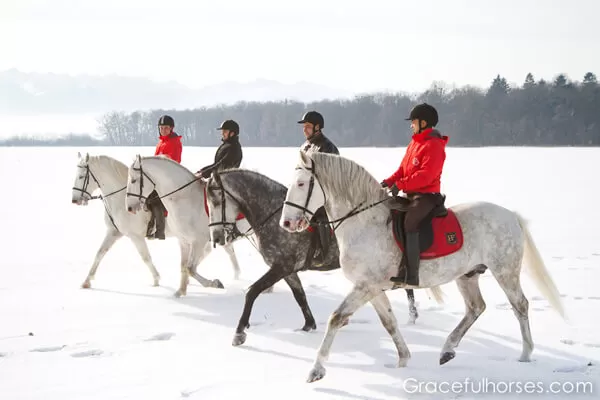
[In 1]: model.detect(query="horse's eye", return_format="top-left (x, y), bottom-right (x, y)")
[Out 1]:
top-left (298, 182), bottom-right (305, 187)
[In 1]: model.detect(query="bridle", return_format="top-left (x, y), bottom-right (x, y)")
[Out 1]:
top-left (206, 173), bottom-right (282, 242)
top-left (283, 159), bottom-right (392, 232)
top-left (72, 163), bottom-right (126, 231)
top-left (282, 159), bottom-right (326, 221)
top-left (125, 158), bottom-right (202, 204)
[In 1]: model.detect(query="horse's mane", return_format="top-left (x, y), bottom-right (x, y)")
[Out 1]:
top-left (310, 152), bottom-right (387, 206)
top-left (88, 155), bottom-right (129, 182)
top-left (142, 155), bottom-right (196, 178)
top-left (218, 168), bottom-right (287, 193)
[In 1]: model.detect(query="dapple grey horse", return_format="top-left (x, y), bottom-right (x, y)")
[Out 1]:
top-left (205, 169), bottom-right (444, 346)
top-left (280, 151), bottom-right (565, 383)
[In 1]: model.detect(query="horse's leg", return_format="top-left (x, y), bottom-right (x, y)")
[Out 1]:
top-left (283, 272), bottom-right (317, 332)
top-left (129, 235), bottom-right (161, 287)
top-left (174, 241), bottom-right (191, 298)
top-left (307, 284), bottom-right (375, 383)
top-left (406, 289), bottom-right (418, 324)
top-left (223, 242), bottom-right (241, 281)
top-left (490, 264), bottom-right (534, 362)
top-left (439, 273), bottom-right (486, 365)
top-left (370, 291), bottom-right (411, 367)
top-left (81, 230), bottom-right (122, 288)
top-left (188, 241), bottom-right (224, 289)
top-left (232, 267), bottom-right (288, 346)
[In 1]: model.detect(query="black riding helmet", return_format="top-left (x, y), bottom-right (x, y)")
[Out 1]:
top-left (298, 111), bottom-right (324, 129)
top-left (405, 103), bottom-right (439, 127)
top-left (217, 119), bottom-right (239, 135)
top-left (158, 115), bottom-right (175, 127)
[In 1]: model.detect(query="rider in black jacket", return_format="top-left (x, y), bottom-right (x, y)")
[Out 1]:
top-left (197, 120), bottom-right (243, 178)
top-left (297, 111), bottom-right (339, 265)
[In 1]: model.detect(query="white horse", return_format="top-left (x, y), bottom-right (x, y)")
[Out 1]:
top-left (125, 154), bottom-right (257, 297)
top-left (71, 152), bottom-right (243, 291)
top-left (279, 151), bottom-right (566, 383)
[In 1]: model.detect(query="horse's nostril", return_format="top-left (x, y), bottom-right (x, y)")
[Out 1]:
top-left (127, 207), bottom-right (132, 212)
top-left (283, 220), bottom-right (290, 228)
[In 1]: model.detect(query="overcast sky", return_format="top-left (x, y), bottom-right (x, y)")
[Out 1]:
top-left (2, 0), bottom-right (599, 93)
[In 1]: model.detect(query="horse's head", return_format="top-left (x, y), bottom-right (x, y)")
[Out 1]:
top-left (126, 154), bottom-right (156, 214)
top-left (206, 172), bottom-right (240, 247)
top-left (72, 152), bottom-right (99, 205)
top-left (280, 150), bottom-right (325, 233)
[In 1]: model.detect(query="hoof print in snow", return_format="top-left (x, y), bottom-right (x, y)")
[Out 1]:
top-left (145, 332), bottom-right (175, 342)
top-left (560, 339), bottom-right (576, 346)
top-left (30, 345), bottom-right (66, 353)
top-left (71, 349), bottom-right (104, 358)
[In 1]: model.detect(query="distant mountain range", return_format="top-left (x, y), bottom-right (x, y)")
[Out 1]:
top-left (0, 69), bottom-right (355, 115)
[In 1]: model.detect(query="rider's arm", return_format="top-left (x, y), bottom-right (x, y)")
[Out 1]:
top-left (394, 142), bottom-right (445, 192)
top-left (382, 163), bottom-right (404, 188)
top-left (199, 146), bottom-right (234, 178)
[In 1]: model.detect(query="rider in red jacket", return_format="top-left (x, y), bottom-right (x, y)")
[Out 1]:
top-left (155, 115), bottom-right (182, 163)
top-left (147, 115), bottom-right (183, 240)
top-left (381, 103), bottom-right (448, 286)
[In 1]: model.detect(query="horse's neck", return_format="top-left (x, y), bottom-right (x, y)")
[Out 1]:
top-left (226, 175), bottom-right (283, 231)
top-left (146, 160), bottom-right (202, 203)
top-left (90, 159), bottom-right (127, 196)
top-left (323, 187), bottom-right (389, 235)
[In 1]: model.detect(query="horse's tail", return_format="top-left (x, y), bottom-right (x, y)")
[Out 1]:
top-left (427, 286), bottom-right (446, 305)
top-left (516, 212), bottom-right (566, 320)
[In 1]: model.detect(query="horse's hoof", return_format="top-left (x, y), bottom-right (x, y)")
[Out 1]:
top-left (397, 357), bottom-right (409, 367)
top-left (307, 365), bottom-right (326, 383)
top-left (174, 290), bottom-right (184, 298)
top-left (213, 279), bottom-right (224, 289)
top-left (81, 281), bottom-right (91, 289)
top-left (518, 354), bottom-right (532, 362)
top-left (440, 351), bottom-right (455, 365)
top-left (232, 332), bottom-right (247, 346)
top-left (301, 322), bottom-right (317, 332)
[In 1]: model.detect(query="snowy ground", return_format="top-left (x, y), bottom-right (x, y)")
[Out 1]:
top-left (0, 145), bottom-right (598, 399)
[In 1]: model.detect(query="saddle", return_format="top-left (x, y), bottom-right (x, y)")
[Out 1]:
top-left (388, 193), bottom-right (449, 255)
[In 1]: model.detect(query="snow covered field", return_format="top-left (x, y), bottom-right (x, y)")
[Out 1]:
top-left (0, 145), bottom-right (598, 399)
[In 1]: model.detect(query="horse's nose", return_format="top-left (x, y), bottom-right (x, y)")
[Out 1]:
top-left (72, 199), bottom-right (78, 204)
top-left (283, 220), bottom-right (290, 228)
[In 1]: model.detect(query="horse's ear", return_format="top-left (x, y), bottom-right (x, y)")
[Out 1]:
top-left (77, 151), bottom-right (81, 159)
top-left (136, 154), bottom-right (141, 163)
top-left (85, 153), bottom-right (89, 162)
top-left (299, 150), bottom-right (310, 167)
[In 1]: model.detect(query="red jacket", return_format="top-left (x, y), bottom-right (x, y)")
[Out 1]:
top-left (383, 128), bottom-right (448, 194)
top-left (155, 132), bottom-right (182, 163)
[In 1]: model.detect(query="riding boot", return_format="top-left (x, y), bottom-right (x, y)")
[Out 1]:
top-left (146, 213), bottom-right (156, 239)
top-left (390, 232), bottom-right (420, 286)
top-left (154, 208), bottom-right (166, 240)
top-left (313, 224), bottom-right (330, 265)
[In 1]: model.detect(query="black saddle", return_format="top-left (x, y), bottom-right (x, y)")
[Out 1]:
top-left (390, 195), bottom-right (448, 253)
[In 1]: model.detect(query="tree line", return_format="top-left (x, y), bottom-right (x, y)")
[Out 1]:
top-left (2, 72), bottom-right (598, 147)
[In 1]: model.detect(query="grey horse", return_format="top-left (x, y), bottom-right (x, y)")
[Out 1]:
top-left (205, 169), bottom-right (444, 347)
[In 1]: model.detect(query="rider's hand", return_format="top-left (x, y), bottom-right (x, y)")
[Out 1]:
top-left (380, 181), bottom-right (388, 188)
